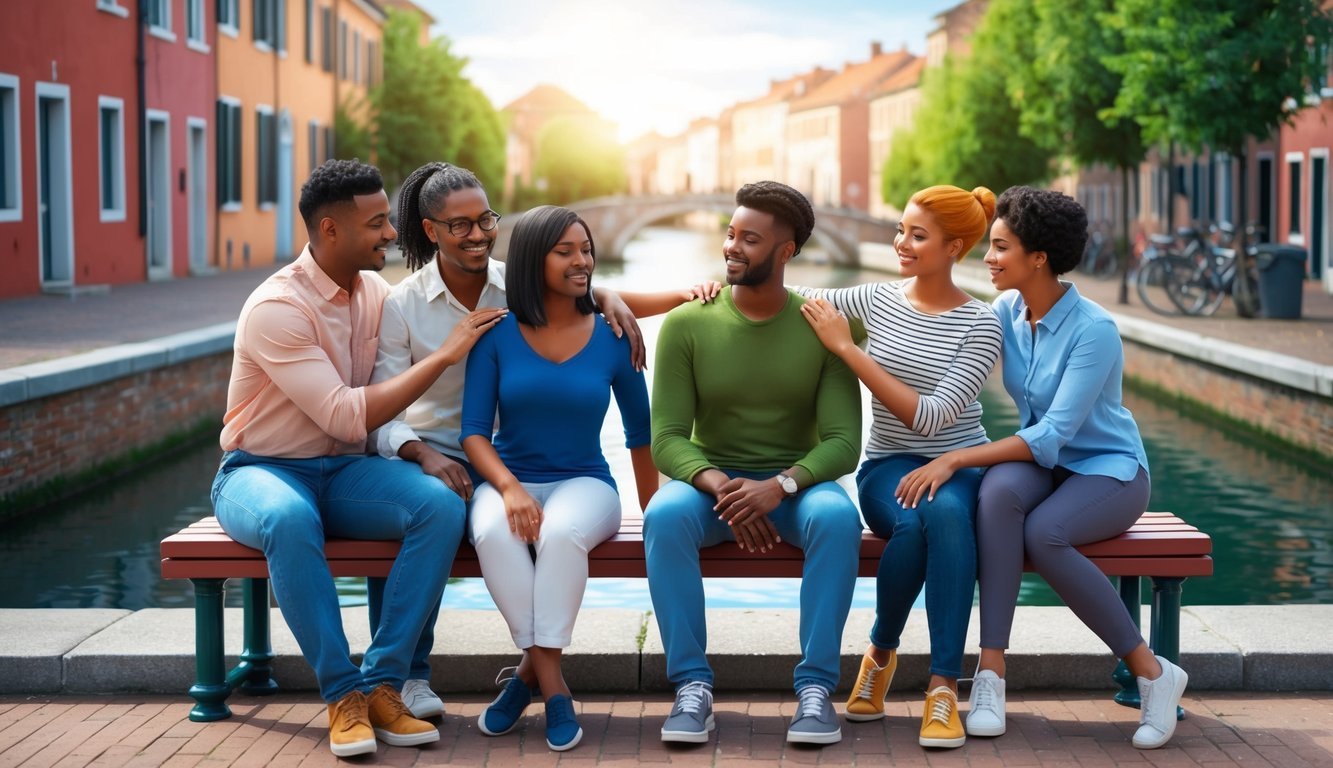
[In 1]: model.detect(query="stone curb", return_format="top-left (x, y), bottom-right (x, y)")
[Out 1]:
top-left (3, 605), bottom-right (1330, 695)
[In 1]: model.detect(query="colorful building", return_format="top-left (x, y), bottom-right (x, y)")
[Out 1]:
top-left (727, 69), bottom-right (833, 189)
top-left (867, 57), bottom-right (924, 220)
top-left (0, 0), bottom-right (217, 299)
top-left (1278, 2), bottom-right (1333, 292)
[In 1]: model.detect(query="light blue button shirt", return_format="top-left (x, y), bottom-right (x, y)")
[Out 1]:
top-left (993, 282), bottom-right (1149, 481)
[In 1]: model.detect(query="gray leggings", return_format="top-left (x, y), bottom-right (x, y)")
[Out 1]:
top-left (977, 462), bottom-right (1151, 658)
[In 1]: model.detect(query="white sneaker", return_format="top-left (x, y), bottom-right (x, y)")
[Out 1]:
top-left (965, 669), bottom-right (1006, 737)
top-left (400, 678), bottom-right (444, 719)
top-left (1133, 656), bottom-right (1188, 749)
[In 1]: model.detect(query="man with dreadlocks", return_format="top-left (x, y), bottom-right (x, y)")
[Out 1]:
top-left (369, 161), bottom-right (719, 722)
top-left (644, 181), bottom-right (863, 747)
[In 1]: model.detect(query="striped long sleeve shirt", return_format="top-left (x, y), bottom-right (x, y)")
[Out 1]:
top-left (796, 281), bottom-right (1002, 459)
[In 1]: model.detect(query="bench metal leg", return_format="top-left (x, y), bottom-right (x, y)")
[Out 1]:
top-left (1113, 575), bottom-right (1142, 709)
top-left (187, 578), bottom-right (232, 722)
top-left (227, 578), bottom-right (278, 696)
top-left (1150, 576), bottom-right (1187, 721)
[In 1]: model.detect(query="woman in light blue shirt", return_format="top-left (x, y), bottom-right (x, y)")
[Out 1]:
top-left (895, 186), bottom-right (1187, 751)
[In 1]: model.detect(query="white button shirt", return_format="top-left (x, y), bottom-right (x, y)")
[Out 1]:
top-left (370, 257), bottom-right (507, 461)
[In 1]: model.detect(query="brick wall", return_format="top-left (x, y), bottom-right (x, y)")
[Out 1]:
top-left (0, 352), bottom-right (232, 508)
top-left (1123, 342), bottom-right (1332, 459)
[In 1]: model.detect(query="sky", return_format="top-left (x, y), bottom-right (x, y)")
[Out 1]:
top-left (410, 0), bottom-right (962, 141)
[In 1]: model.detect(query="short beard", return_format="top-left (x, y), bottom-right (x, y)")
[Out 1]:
top-left (726, 245), bottom-right (778, 287)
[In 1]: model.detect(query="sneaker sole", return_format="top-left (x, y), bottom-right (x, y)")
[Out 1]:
top-left (477, 709), bottom-right (525, 737)
top-left (1132, 667), bottom-right (1189, 749)
top-left (373, 727), bottom-right (440, 747)
top-left (919, 734), bottom-right (966, 748)
top-left (844, 709), bottom-right (886, 722)
top-left (329, 736), bottom-right (377, 757)
top-left (785, 727), bottom-right (842, 745)
top-left (547, 726), bottom-right (583, 752)
top-left (965, 721), bottom-right (1005, 737)
top-left (407, 701), bottom-right (445, 719)
top-left (661, 714), bottom-right (715, 743)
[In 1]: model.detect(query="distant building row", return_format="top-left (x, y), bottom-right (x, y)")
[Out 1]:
top-left (0, 0), bottom-right (428, 299)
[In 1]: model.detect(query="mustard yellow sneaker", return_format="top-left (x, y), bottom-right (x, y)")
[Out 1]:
top-left (919, 686), bottom-right (965, 748)
top-left (327, 690), bottom-right (376, 757)
top-left (367, 683), bottom-right (440, 747)
top-left (844, 650), bottom-right (897, 722)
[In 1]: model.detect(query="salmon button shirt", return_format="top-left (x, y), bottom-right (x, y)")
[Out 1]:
top-left (219, 246), bottom-right (391, 459)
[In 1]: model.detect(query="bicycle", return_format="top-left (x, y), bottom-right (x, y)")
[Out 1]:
top-left (1078, 220), bottom-right (1119, 279)
top-left (1165, 223), bottom-right (1262, 317)
top-left (1135, 227), bottom-right (1207, 316)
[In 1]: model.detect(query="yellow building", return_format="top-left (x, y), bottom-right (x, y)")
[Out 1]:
top-left (215, 0), bottom-right (384, 269)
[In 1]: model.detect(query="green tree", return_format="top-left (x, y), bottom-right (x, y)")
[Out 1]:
top-left (370, 10), bottom-right (505, 192)
top-left (530, 116), bottom-right (627, 206)
top-left (995, 0), bottom-right (1146, 302)
top-left (1104, 0), bottom-right (1332, 310)
top-left (332, 100), bottom-right (373, 163)
top-left (881, 5), bottom-right (1054, 215)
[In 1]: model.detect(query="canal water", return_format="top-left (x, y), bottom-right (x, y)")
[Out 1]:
top-left (2, 225), bottom-right (1329, 610)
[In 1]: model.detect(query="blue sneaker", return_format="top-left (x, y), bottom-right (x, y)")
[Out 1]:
top-left (478, 668), bottom-right (535, 736)
top-left (544, 694), bottom-right (583, 751)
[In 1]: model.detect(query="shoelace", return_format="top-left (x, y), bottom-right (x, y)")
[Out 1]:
top-left (495, 665), bottom-right (519, 687)
top-left (854, 665), bottom-right (882, 700)
top-left (796, 686), bottom-right (827, 719)
top-left (926, 690), bottom-right (956, 725)
top-left (972, 676), bottom-right (996, 711)
top-left (333, 692), bottom-right (369, 732)
top-left (675, 682), bottom-right (711, 715)
top-left (548, 696), bottom-right (576, 728)
top-left (375, 685), bottom-right (414, 718)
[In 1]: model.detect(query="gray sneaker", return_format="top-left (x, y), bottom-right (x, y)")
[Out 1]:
top-left (661, 681), bottom-right (715, 743)
top-left (786, 685), bottom-right (841, 745)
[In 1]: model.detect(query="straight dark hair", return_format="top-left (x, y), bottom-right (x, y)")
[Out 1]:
top-left (506, 205), bottom-right (598, 326)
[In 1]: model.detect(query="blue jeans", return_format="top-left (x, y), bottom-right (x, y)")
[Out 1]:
top-left (856, 455), bottom-right (982, 679)
top-left (211, 449), bottom-right (466, 703)
top-left (644, 470), bottom-right (862, 693)
top-left (365, 454), bottom-right (479, 680)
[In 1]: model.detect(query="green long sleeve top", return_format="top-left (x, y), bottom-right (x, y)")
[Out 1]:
top-left (650, 287), bottom-right (863, 486)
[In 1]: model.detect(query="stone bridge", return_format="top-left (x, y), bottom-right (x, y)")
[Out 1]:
top-left (493, 194), bottom-right (899, 267)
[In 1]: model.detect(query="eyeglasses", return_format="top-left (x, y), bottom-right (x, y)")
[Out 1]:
top-left (425, 211), bottom-right (501, 238)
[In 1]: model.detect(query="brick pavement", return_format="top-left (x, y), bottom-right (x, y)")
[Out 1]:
top-left (1, 691), bottom-right (1329, 766)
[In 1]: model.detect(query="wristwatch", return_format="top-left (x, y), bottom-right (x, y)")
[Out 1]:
top-left (775, 472), bottom-right (798, 497)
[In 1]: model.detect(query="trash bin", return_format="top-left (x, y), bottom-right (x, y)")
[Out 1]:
top-left (1253, 244), bottom-right (1308, 319)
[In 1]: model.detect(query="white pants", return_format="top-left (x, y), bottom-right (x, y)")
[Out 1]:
top-left (469, 476), bottom-right (622, 649)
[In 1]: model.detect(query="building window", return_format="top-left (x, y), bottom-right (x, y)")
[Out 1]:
top-left (304, 0), bottom-right (313, 63)
top-left (96, 0), bottom-right (130, 18)
top-left (217, 98), bottom-right (242, 208)
top-left (146, 0), bottom-right (171, 35)
top-left (1288, 154), bottom-right (1304, 238)
top-left (186, 0), bottom-right (206, 48)
top-left (252, 0), bottom-right (285, 51)
top-left (0, 74), bottom-right (19, 221)
top-left (308, 120), bottom-right (320, 174)
top-left (339, 20), bottom-right (348, 80)
top-left (324, 124), bottom-right (334, 162)
top-left (98, 97), bottom-right (126, 222)
top-left (320, 7), bottom-right (333, 72)
top-left (1215, 154), bottom-right (1233, 226)
top-left (256, 107), bottom-right (278, 206)
top-left (217, 0), bottom-right (238, 33)
top-left (352, 30), bottom-right (361, 84)
top-left (366, 40), bottom-right (377, 87)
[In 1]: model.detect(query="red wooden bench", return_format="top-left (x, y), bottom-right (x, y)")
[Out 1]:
top-left (161, 511), bottom-right (1212, 722)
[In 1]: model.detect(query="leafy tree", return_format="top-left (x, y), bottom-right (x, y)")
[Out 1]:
top-left (370, 10), bottom-right (505, 192)
top-left (530, 116), bottom-right (627, 206)
top-left (995, 0), bottom-right (1146, 302)
top-left (880, 5), bottom-right (1054, 216)
top-left (332, 100), bottom-right (373, 163)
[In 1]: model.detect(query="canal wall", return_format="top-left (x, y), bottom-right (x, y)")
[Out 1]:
top-left (0, 325), bottom-right (234, 516)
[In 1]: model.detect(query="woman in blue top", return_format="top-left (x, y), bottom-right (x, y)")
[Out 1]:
top-left (461, 205), bottom-right (657, 752)
top-left (896, 186), bottom-right (1188, 750)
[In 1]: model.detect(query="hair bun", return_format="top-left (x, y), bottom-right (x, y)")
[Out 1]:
top-left (971, 186), bottom-right (997, 222)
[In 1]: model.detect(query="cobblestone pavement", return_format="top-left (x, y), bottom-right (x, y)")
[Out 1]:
top-left (2, 256), bottom-right (1330, 369)
top-left (1, 691), bottom-right (1329, 767)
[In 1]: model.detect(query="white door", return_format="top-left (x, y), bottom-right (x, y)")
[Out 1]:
top-left (146, 111), bottom-right (171, 279)
top-left (187, 119), bottom-right (209, 273)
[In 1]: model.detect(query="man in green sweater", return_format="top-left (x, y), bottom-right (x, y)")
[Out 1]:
top-left (645, 181), bottom-right (863, 747)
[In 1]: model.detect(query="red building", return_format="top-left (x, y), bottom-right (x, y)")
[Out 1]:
top-left (0, 0), bottom-right (215, 299)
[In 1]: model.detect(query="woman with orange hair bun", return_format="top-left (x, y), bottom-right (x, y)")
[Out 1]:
top-left (796, 185), bottom-right (1001, 749)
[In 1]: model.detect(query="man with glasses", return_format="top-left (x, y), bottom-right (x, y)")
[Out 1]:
top-left (371, 162), bottom-right (717, 721)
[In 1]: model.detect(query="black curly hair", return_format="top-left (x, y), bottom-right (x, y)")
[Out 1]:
top-left (994, 186), bottom-right (1089, 275)
top-left (397, 162), bottom-right (487, 271)
top-left (735, 181), bottom-right (815, 256)
top-left (298, 158), bottom-right (383, 230)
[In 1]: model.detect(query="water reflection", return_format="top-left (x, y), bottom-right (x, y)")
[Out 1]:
top-left (0, 225), bottom-right (1328, 610)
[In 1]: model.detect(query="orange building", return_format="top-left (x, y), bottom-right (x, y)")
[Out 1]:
top-left (867, 57), bottom-right (924, 219)
top-left (502, 84), bottom-right (615, 205)
top-left (214, 0), bottom-right (384, 270)
top-left (727, 69), bottom-right (834, 188)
